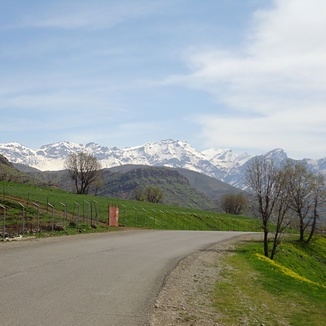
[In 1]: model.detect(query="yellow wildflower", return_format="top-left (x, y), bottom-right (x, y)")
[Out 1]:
top-left (255, 253), bottom-right (326, 289)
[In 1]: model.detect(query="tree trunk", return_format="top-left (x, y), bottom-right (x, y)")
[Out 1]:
top-left (263, 229), bottom-right (269, 257)
top-left (306, 195), bottom-right (321, 244)
top-left (299, 218), bottom-right (305, 242)
top-left (306, 216), bottom-right (317, 244)
top-left (270, 232), bottom-right (279, 260)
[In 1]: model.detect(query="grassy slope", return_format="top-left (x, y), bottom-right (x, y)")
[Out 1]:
top-left (0, 181), bottom-right (263, 235)
top-left (213, 236), bottom-right (326, 325)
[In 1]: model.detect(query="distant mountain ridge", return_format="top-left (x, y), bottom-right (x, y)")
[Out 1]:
top-left (1, 139), bottom-right (325, 189)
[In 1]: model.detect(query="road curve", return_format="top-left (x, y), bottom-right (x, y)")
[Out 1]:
top-left (0, 230), bottom-right (252, 326)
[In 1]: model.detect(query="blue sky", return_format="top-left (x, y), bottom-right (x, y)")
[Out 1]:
top-left (0, 0), bottom-right (325, 159)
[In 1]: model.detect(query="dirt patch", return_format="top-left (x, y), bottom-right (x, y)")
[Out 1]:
top-left (150, 233), bottom-right (263, 326)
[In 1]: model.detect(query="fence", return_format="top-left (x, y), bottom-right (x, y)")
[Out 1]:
top-left (0, 197), bottom-right (101, 238)
top-left (2, 181), bottom-right (321, 238)
top-left (0, 197), bottom-right (264, 238)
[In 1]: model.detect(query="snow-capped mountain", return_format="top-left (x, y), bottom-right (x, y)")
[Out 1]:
top-left (0, 140), bottom-right (244, 178)
top-left (202, 148), bottom-right (251, 171)
top-left (222, 149), bottom-right (289, 189)
top-left (0, 139), bottom-right (325, 189)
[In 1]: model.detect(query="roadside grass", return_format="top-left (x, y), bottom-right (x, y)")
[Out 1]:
top-left (33, 223), bottom-right (118, 238)
top-left (213, 236), bottom-right (326, 325)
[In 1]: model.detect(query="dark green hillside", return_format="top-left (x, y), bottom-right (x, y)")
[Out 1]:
top-left (28, 170), bottom-right (69, 189)
top-left (98, 166), bottom-right (217, 210)
top-left (0, 154), bottom-right (31, 183)
top-left (177, 168), bottom-right (244, 201)
top-left (108, 165), bottom-right (243, 201)
top-left (106, 164), bottom-right (145, 173)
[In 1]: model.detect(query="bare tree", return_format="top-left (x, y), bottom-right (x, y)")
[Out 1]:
top-left (269, 169), bottom-right (294, 259)
top-left (220, 193), bottom-right (248, 215)
top-left (245, 156), bottom-right (281, 257)
top-left (282, 161), bottom-right (325, 242)
top-left (64, 152), bottom-right (102, 194)
top-left (246, 157), bottom-right (325, 255)
top-left (284, 161), bottom-right (312, 241)
top-left (306, 173), bottom-right (326, 243)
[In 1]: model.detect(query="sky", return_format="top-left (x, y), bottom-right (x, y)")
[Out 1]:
top-left (0, 0), bottom-right (325, 159)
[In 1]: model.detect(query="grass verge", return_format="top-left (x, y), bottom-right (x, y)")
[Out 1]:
top-left (213, 236), bottom-right (326, 325)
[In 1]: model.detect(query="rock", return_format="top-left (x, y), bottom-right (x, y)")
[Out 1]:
top-left (69, 221), bottom-right (77, 227)
top-left (53, 225), bottom-right (64, 231)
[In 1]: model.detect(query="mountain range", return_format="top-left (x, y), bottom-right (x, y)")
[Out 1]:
top-left (0, 139), bottom-right (325, 190)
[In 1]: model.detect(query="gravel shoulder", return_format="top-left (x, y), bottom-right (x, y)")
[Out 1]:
top-left (150, 233), bottom-right (263, 326)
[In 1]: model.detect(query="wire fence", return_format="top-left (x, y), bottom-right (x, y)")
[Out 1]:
top-left (0, 197), bottom-right (264, 238)
top-left (1, 182), bottom-right (323, 239)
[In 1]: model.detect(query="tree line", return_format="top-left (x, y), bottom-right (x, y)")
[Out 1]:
top-left (245, 156), bottom-right (325, 259)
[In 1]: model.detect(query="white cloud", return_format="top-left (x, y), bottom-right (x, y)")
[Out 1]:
top-left (170, 0), bottom-right (326, 158)
top-left (198, 104), bottom-right (326, 158)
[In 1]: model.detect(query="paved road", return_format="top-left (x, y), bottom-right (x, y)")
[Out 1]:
top-left (0, 230), bottom-right (251, 325)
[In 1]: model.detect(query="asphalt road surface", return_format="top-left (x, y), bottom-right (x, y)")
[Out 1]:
top-left (0, 230), bottom-right (251, 326)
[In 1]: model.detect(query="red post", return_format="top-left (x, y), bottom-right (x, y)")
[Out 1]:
top-left (109, 205), bottom-right (119, 227)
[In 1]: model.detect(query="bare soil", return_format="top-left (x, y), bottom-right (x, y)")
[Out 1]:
top-left (150, 233), bottom-right (263, 326)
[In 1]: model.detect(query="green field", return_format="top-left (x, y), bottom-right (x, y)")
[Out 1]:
top-left (0, 181), bottom-right (264, 237)
top-left (213, 236), bottom-right (326, 325)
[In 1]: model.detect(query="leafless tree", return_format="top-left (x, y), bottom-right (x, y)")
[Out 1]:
top-left (64, 152), bottom-right (102, 194)
top-left (283, 161), bottom-right (312, 241)
top-left (306, 173), bottom-right (326, 243)
top-left (245, 156), bottom-right (281, 257)
top-left (269, 169), bottom-right (294, 259)
top-left (283, 161), bottom-right (326, 242)
top-left (246, 157), bottom-right (326, 255)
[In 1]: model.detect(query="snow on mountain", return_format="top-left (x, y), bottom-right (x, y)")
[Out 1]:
top-left (223, 149), bottom-right (289, 189)
top-left (0, 139), bottom-right (325, 189)
top-left (202, 148), bottom-right (252, 171)
top-left (264, 148), bottom-right (288, 163)
top-left (0, 139), bottom-right (213, 171)
top-left (0, 142), bottom-right (41, 167)
top-left (36, 141), bottom-right (84, 158)
top-left (119, 139), bottom-right (205, 167)
top-left (304, 157), bottom-right (326, 176)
